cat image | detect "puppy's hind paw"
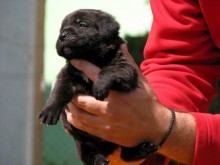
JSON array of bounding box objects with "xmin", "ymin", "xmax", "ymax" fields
[{"xmin": 93, "ymin": 154, "xmax": 109, "ymax": 165}]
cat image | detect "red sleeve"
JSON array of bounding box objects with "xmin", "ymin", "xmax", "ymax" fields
[
  {"xmin": 191, "ymin": 1, "xmax": 220, "ymax": 164},
  {"xmin": 199, "ymin": 0, "xmax": 220, "ymax": 48},
  {"xmin": 140, "ymin": 0, "xmax": 220, "ymax": 164},
  {"xmin": 191, "ymin": 113, "xmax": 220, "ymax": 165},
  {"xmin": 141, "ymin": 0, "xmax": 220, "ymax": 113}
]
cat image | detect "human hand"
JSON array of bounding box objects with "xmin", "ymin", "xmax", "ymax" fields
[
  {"xmin": 65, "ymin": 44, "xmax": 171, "ymax": 148},
  {"xmin": 65, "ymin": 44, "xmax": 196, "ymax": 165}
]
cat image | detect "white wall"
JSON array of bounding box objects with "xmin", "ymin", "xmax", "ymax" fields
[{"xmin": 0, "ymin": 0, "xmax": 44, "ymax": 164}]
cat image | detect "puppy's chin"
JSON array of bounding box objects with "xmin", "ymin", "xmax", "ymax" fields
[
  {"xmin": 63, "ymin": 47, "xmax": 72, "ymax": 55},
  {"xmin": 57, "ymin": 46, "xmax": 74, "ymax": 60}
]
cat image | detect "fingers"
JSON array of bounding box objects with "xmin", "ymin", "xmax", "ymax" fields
[
  {"xmin": 65, "ymin": 104, "xmax": 97, "ymax": 128},
  {"xmin": 65, "ymin": 108, "xmax": 99, "ymax": 136},
  {"xmin": 65, "ymin": 103, "xmax": 113, "ymax": 140},
  {"xmin": 70, "ymin": 59, "xmax": 101, "ymax": 81},
  {"xmin": 66, "ymin": 95, "xmax": 110, "ymax": 130},
  {"xmin": 71, "ymin": 95, "xmax": 108, "ymax": 116}
]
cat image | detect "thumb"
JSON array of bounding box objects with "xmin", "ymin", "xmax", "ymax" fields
[{"xmin": 70, "ymin": 59, "xmax": 101, "ymax": 81}]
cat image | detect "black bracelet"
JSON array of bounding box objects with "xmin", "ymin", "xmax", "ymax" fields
[
  {"xmin": 137, "ymin": 109, "xmax": 176, "ymax": 157},
  {"xmin": 158, "ymin": 109, "xmax": 175, "ymax": 147}
]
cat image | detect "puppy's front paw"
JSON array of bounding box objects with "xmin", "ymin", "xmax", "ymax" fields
[
  {"xmin": 38, "ymin": 105, "xmax": 61, "ymax": 125},
  {"xmin": 93, "ymin": 83, "xmax": 109, "ymax": 101}
]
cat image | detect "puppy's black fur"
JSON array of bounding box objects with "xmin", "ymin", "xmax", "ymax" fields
[{"xmin": 38, "ymin": 9, "xmax": 147, "ymax": 165}]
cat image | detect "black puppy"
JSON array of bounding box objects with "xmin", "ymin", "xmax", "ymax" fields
[{"xmin": 38, "ymin": 9, "xmax": 148, "ymax": 165}]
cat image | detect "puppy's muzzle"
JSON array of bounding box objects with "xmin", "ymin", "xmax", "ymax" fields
[
  {"xmin": 59, "ymin": 31, "xmax": 69, "ymax": 41},
  {"xmin": 59, "ymin": 31, "xmax": 76, "ymax": 41}
]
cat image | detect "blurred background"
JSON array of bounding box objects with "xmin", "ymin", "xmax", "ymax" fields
[{"xmin": 0, "ymin": 0, "xmax": 219, "ymax": 165}]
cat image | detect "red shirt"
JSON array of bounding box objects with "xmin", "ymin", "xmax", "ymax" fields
[{"xmin": 140, "ymin": 0, "xmax": 220, "ymax": 164}]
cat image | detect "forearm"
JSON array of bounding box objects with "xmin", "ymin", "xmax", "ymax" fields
[
  {"xmin": 155, "ymin": 106, "xmax": 220, "ymax": 165},
  {"xmin": 155, "ymin": 109, "xmax": 196, "ymax": 165}
]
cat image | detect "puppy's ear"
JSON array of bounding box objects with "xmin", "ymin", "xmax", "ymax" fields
[{"xmin": 98, "ymin": 15, "xmax": 120, "ymax": 40}]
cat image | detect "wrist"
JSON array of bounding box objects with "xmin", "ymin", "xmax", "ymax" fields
[
  {"xmin": 138, "ymin": 105, "xmax": 176, "ymax": 154},
  {"xmin": 130, "ymin": 104, "xmax": 175, "ymax": 159},
  {"xmin": 146, "ymin": 103, "xmax": 173, "ymax": 145},
  {"xmin": 157, "ymin": 111, "xmax": 196, "ymax": 164}
]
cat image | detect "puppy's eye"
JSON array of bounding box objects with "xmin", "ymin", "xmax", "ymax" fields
[{"xmin": 79, "ymin": 22, "xmax": 88, "ymax": 28}]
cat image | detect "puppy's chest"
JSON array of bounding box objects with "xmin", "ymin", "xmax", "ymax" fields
[{"xmin": 68, "ymin": 66, "xmax": 92, "ymax": 83}]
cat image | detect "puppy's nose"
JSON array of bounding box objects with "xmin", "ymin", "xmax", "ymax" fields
[{"xmin": 59, "ymin": 31, "xmax": 69, "ymax": 40}]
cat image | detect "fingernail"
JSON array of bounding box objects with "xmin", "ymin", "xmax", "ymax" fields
[
  {"xmin": 65, "ymin": 108, "xmax": 69, "ymax": 113},
  {"xmin": 76, "ymin": 95, "xmax": 84, "ymax": 102},
  {"xmin": 75, "ymin": 95, "xmax": 90, "ymax": 105}
]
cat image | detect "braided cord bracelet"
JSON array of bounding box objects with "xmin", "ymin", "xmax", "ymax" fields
[
  {"xmin": 138, "ymin": 109, "xmax": 176, "ymax": 157},
  {"xmin": 158, "ymin": 109, "xmax": 176, "ymax": 147}
]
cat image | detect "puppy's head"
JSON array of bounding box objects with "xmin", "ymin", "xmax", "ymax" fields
[{"xmin": 56, "ymin": 9, "xmax": 120, "ymax": 60}]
